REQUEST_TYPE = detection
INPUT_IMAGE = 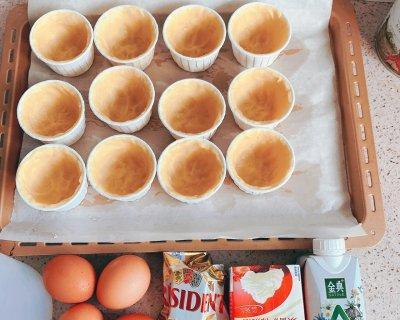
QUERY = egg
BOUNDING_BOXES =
[117,314,153,320]
[43,255,96,303]
[96,255,151,310]
[60,303,103,320]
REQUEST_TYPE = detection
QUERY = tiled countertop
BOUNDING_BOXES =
[1,1,399,319]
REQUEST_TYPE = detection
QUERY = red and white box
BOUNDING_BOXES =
[230,265,305,320]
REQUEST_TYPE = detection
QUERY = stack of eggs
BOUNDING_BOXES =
[42,254,152,319]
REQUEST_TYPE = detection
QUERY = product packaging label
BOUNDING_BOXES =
[159,252,228,320]
[324,278,347,299]
[387,0,400,52]
[377,0,400,74]
[230,265,305,320]
[303,257,366,320]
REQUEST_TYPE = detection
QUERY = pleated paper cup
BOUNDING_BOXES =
[228,2,291,68]
[17,80,85,146]
[30,9,94,77]
[158,138,226,203]
[94,5,158,70]
[226,128,295,195]
[228,68,294,130]
[16,144,87,211]
[163,5,226,72]
[158,79,226,140]
[87,135,156,201]
[89,66,155,133]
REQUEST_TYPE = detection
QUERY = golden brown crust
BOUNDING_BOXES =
[90,68,152,122]
[230,4,289,54]
[19,82,81,137]
[159,140,224,197]
[228,130,293,188]
[229,68,293,123]
[17,147,83,206]
[88,137,154,196]
[164,6,224,57]
[31,11,90,61]
[160,79,223,134]
[95,6,156,60]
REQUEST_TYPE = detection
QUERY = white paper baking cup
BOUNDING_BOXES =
[16,144,87,211]
[94,5,158,70]
[226,128,295,195]
[163,5,226,72]
[89,66,155,133]
[228,68,295,130]
[30,9,94,77]
[158,138,226,203]
[158,79,226,140]
[17,80,85,146]
[87,135,156,202]
[228,3,291,68]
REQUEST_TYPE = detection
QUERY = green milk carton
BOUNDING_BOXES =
[300,239,366,320]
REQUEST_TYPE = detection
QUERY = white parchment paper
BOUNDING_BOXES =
[0,0,366,242]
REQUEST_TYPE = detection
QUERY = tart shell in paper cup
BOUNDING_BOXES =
[226,128,295,195]
[89,65,155,133]
[228,2,291,68]
[30,9,94,77]
[94,5,158,70]
[163,5,226,72]
[87,135,156,202]
[228,67,294,130]
[157,138,226,203]
[17,80,86,146]
[16,144,87,211]
[158,78,226,140]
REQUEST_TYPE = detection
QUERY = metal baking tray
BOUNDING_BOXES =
[0,0,384,256]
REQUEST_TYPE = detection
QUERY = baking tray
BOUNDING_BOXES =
[0,0,385,256]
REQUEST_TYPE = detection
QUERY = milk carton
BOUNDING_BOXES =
[229,264,305,320]
[300,239,366,320]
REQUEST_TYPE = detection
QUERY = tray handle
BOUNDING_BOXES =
[0,5,30,230]
[331,0,385,247]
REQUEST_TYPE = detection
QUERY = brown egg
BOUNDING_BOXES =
[117,314,153,320]
[43,255,96,303]
[60,303,103,320]
[96,255,151,310]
